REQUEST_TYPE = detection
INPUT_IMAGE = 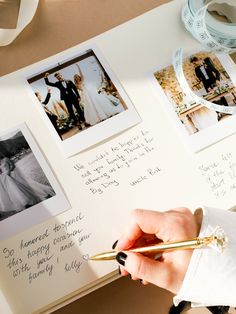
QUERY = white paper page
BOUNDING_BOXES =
[0,0,236,313]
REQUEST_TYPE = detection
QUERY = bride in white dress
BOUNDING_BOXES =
[74,63,124,126]
[0,155,55,214]
[0,156,39,212]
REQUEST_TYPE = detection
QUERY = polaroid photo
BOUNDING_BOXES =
[151,50,236,152]
[25,46,141,157]
[0,123,70,240]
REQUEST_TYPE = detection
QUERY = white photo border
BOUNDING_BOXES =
[22,44,141,158]
[0,123,70,240]
[149,50,236,153]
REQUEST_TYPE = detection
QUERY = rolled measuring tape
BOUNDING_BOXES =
[182,0,236,54]
[0,0,39,46]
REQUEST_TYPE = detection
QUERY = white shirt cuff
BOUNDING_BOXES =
[174,206,236,307]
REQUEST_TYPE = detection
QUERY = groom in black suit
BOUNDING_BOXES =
[44,72,85,128]
[190,56,221,93]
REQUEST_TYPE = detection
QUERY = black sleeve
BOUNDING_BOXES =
[69,80,80,98]
[195,67,200,81]
[212,67,221,81]
[42,93,51,105]
[44,77,57,87]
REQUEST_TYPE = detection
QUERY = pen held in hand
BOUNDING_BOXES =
[90,226,227,261]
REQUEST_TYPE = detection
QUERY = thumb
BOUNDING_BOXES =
[116,251,172,290]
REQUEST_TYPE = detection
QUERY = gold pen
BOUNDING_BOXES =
[90,226,227,261]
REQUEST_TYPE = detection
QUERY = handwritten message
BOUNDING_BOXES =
[74,129,162,195]
[198,152,236,199]
[1,212,91,285]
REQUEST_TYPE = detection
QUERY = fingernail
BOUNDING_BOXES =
[116,252,127,266]
[112,240,118,249]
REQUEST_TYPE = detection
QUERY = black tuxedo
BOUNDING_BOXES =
[195,64,220,92]
[44,77,84,122]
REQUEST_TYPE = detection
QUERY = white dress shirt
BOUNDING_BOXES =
[199,65,210,80]
[174,206,236,307]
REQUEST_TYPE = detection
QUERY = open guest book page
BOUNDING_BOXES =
[1,0,236,313]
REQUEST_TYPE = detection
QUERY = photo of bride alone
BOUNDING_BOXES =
[0,129,55,222]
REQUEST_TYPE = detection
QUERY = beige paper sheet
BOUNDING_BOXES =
[0,1,236,314]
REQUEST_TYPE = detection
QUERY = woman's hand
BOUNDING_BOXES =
[115,207,201,294]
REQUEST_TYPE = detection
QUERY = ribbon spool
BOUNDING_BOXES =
[182,0,236,54]
[0,0,39,46]
[172,1,236,116]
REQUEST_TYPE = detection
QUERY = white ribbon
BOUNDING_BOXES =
[182,0,236,54]
[172,0,236,115]
[173,48,236,114]
[0,0,39,46]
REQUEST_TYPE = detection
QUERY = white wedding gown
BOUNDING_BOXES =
[0,156,55,213]
[188,107,218,131]
[0,173,39,212]
[80,83,124,126]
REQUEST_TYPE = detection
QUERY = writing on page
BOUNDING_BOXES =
[74,129,162,195]
[199,152,236,199]
[0,212,91,285]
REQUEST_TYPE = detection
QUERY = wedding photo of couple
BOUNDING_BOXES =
[154,51,236,134]
[0,129,55,222]
[28,49,126,143]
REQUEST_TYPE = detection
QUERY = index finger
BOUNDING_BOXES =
[116,209,167,251]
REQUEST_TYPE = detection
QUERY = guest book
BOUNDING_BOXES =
[0,0,236,313]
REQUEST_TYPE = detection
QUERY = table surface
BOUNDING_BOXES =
[0,0,170,77]
[0,1,235,314]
